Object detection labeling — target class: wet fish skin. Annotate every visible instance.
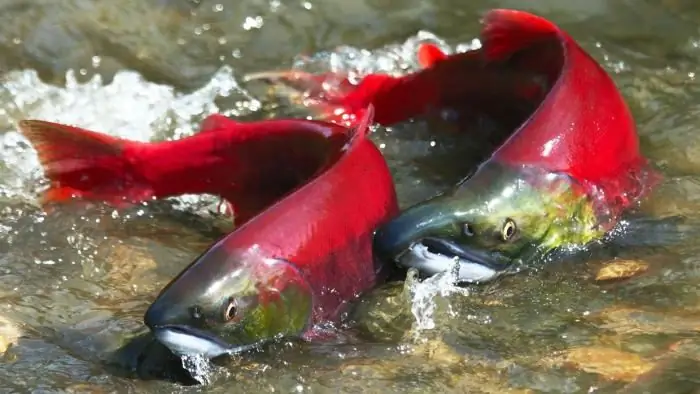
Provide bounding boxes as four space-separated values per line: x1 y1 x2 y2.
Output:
369 10 660 283
248 9 659 283
136 107 399 358
17 112 370 227
18 104 398 358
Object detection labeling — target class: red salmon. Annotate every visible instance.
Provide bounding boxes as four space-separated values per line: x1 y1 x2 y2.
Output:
18 111 390 227
19 107 400 358
248 9 660 282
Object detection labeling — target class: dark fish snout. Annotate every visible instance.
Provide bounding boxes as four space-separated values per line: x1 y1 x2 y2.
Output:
144 296 194 331
143 300 165 329
373 202 449 263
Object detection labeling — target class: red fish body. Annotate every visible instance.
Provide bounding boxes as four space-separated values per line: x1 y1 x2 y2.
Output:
249 9 661 283
252 9 659 227
19 107 398 342
19 112 387 227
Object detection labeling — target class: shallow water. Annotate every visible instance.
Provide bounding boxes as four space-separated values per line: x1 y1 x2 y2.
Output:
2 0 700 393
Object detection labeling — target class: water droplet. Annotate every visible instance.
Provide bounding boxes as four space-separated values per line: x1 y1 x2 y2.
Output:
213 3 224 12
242 16 264 30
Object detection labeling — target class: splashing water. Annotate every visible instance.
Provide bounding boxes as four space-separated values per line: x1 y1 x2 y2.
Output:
404 261 471 336
288 30 481 83
180 354 216 385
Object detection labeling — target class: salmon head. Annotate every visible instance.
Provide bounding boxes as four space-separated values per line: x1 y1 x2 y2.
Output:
373 161 605 283
144 106 399 358
144 246 314 358
373 10 659 283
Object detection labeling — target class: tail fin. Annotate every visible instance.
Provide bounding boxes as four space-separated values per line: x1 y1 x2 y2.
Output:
17 120 154 207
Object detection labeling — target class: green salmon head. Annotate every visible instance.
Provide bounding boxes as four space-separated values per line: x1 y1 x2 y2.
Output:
373 162 606 283
144 244 313 359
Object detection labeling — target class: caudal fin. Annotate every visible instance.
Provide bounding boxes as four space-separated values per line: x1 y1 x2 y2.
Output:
17 120 154 207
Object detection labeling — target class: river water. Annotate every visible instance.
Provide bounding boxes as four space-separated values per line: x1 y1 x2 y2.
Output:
2 0 700 393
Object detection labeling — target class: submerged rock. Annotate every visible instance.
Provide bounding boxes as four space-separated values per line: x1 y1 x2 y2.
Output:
619 353 700 394
0 315 21 355
546 346 654 382
591 306 700 335
595 259 650 282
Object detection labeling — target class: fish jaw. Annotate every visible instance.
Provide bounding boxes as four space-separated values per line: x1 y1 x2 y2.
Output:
396 242 503 283
373 161 606 283
151 324 260 359
144 245 314 359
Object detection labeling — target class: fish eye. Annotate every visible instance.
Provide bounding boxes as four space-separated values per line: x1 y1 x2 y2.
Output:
463 223 475 237
501 218 517 242
223 297 238 322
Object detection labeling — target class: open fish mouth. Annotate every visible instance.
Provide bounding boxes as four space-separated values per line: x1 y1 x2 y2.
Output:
152 325 260 359
396 237 508 283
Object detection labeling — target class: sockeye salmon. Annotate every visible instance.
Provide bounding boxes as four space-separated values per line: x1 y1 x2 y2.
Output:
247 9 661 283
18 106 399 358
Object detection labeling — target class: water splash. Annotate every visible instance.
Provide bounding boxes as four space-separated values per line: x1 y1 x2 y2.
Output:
289 30 481 79
180 354 216 385
404 262 470 337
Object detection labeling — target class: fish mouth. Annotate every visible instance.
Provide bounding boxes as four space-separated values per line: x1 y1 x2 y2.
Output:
396 237 509 283
151 325 260 359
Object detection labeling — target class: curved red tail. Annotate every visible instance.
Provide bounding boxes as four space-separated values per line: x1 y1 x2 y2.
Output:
18 120 155 207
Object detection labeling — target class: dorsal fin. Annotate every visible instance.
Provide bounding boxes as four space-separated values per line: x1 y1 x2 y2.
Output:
417 43 449 68
345 104 375 149
481 9 560 61
200 113 241 133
